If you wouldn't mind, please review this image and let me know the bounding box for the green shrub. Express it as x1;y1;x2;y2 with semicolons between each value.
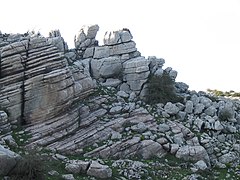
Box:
145;72;183;105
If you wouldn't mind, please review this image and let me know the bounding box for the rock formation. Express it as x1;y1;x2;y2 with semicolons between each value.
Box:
0;25;240;179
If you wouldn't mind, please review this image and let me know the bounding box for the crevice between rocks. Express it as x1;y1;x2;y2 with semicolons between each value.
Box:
20;39;30;125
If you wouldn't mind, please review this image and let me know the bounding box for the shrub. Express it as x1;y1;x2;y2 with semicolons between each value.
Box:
145;71;183;105
10;151;44;180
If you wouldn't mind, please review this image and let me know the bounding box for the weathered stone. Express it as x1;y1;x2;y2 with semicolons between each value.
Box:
85;24;99;39
214;121;223;131
87;161;112;179
200;96;212;108
138;140;165;159
218;152;237;164
164;102;179;115
0;145;20;175
194;103;205;114
83;47;94;58
131;122;147;133
62;174;75;180
65;160;90;174
109;41;137;55
104;29;133;45
194;160;208;170
191;94;200;106
170;144;180;154
91;56;122;78
185;101;194;114
93;46;110;59
176;145;210;165
204;106;217;117
158;123;170;133
109;106;122;114
111;131;122;140
117;91;129;98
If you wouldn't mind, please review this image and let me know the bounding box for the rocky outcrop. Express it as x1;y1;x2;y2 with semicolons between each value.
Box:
0;34;95;125
1;25;240;179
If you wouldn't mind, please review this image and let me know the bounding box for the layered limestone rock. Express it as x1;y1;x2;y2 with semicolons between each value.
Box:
0;34;95;125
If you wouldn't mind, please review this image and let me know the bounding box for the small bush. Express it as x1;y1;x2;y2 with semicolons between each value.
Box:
218;107;234;121
145;72;183;105
10;152;44;180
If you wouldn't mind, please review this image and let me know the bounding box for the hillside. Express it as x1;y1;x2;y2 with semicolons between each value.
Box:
0;25;240;180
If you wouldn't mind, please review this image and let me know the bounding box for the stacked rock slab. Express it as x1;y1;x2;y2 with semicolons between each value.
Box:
0;36;95;125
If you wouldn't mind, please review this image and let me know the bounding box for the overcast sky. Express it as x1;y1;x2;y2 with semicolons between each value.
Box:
1;0;240;92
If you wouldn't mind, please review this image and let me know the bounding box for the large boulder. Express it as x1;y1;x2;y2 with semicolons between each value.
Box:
176;145;210;166
91;56;122;79
0;145;20;175
87;161;112;179
123;56;150;92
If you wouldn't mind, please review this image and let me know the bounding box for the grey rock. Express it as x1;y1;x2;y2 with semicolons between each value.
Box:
85;24;99;39
169;69;178;80
62;174;75;180
173;133;184;145
194;118;205;131
83;47;94;58
170;144;180;154
93;46;110;59
65;160;90;174
48;36;68;52
117;91;129;98
217;134;226;143
164;102;179;115
177;111;187;121
48;170;59;176
149;56;165;73
185;101;194;114
176;145;210;165
194;160;208;170
226;125;237;133
233;144;240;152
131;122;147;133
91;56;122;78
87;161;112;179
199;96;212;108
138;140;165;159
191;94;200;106
194;103;205;114
158;124;170;133
104;29;133;45
0;145;20;175
214;121;223;131
204;106;217;117
154;68;164;76
218;152;237;164
120;83;131;94
175;82;189;93
111;131;122;140
109;41;137;55
109;106;122;114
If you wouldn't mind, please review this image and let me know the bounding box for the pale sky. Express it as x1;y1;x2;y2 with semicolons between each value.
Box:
1;0;240;92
